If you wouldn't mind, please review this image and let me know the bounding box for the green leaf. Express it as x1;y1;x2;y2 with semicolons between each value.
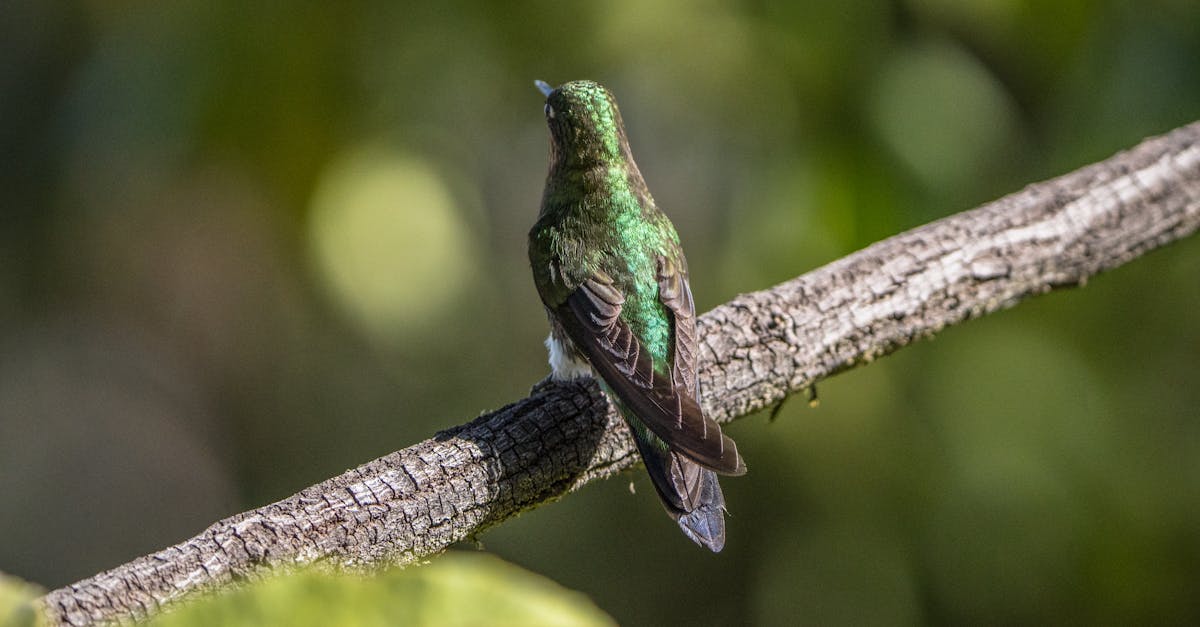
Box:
0;572;44;627
149;551;615;627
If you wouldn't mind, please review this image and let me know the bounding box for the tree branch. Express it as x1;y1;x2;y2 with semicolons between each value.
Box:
41;122;1200;625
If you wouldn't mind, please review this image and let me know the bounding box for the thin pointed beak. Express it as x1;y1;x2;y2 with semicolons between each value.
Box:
534;80;554;98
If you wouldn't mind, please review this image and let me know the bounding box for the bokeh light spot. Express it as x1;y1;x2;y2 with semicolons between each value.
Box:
308;147;476;344
868;39;1020;190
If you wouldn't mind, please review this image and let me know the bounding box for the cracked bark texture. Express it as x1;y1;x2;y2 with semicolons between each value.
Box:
40;121;1200;625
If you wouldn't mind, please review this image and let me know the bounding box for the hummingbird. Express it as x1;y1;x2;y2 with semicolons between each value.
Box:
528;79;746;552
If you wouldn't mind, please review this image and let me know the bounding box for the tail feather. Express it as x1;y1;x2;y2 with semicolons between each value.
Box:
675;472;726;552
634;431;728;552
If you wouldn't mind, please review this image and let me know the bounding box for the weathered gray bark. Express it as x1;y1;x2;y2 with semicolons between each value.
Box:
41;121;1200;625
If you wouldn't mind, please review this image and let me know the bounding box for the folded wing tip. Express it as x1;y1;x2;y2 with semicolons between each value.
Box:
686;436;747;476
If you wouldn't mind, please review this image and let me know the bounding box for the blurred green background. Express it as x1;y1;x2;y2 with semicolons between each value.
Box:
2;1;1199;625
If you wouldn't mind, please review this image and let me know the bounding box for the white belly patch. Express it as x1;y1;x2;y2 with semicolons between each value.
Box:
546;333;593;380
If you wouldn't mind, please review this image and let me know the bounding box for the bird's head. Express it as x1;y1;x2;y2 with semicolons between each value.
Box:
535;79;631;168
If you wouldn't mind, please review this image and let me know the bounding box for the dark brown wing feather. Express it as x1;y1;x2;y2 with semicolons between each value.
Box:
555;267;745;475
656;255;698;398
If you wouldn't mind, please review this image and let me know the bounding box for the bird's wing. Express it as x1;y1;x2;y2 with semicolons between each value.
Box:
655;255;698;399
555;266;745;475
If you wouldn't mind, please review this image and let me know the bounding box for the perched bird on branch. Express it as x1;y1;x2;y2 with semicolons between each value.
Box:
529;79;746;551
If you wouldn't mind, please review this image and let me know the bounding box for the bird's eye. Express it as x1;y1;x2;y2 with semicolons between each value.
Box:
544;103;555;119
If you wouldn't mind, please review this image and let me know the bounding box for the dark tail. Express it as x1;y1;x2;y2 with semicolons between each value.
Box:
633;434;728;552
